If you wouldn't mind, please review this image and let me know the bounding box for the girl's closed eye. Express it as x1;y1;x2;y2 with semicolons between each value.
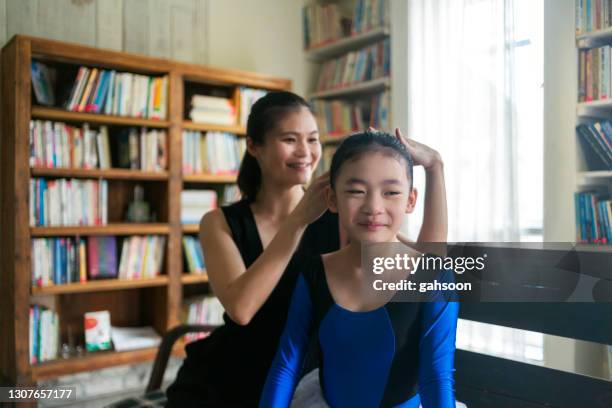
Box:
384;190;402;196
346;189;365;195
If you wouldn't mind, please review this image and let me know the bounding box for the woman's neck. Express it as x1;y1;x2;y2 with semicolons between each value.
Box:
252;182;304;220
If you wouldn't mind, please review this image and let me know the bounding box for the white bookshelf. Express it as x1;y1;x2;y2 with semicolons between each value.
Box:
305;26;390;61
304;0;403;148
309;77;390;99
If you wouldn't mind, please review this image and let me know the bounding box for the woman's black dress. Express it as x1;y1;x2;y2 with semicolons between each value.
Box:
165;199;339;407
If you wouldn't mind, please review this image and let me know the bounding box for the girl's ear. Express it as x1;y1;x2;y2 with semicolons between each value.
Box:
324;185;338;213
406;187;418;214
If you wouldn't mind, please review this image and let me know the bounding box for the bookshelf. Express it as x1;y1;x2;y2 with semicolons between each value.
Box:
303;0;392;175
0;35;290;387
574;2;612;249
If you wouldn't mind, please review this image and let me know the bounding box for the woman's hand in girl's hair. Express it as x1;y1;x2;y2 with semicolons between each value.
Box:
292;171;330;226
369;127;443;171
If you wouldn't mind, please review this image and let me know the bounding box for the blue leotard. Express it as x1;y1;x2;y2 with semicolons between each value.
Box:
260;255;459;408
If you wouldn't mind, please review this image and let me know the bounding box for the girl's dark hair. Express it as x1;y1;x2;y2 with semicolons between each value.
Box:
330;130;414;190
237;91;313;201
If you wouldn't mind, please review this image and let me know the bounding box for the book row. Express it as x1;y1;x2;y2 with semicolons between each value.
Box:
576;122;612;170
29;305;59;364
316;38;390;91
182;131;246;175
31;235;167;287
575;0;612;34
29;121;168;172
29;178;108;227
302;3;349;49
181;296;224;343
64;66;168;119
183;235;206;275
313;91;390;136
578;46;612;103
575;192;612;243
302;0;389;49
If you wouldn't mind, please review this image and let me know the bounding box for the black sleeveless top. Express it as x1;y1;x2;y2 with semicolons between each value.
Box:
166;199;339;407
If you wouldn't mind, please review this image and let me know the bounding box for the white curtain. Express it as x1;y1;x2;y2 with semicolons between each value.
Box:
405;0;544;362
407;0;520;242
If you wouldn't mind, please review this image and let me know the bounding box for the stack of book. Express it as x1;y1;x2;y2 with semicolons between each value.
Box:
117;235;166;280
302;3;349;48
189;94;236;125
312;99;366;135
181;296;225;343
64;66;168;119
238;87;268;127
31;237;87;287
181;190;217;224
183;235;205;274
578;46;612;103
575;0;612;35
575;191;612;243
29;178;108;227
29;305;59;363
315;38;390;91
576;122;612;170
182;131;245;175
29;121;111;169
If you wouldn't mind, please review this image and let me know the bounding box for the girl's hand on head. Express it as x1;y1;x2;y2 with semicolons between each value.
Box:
292;171;330;226
369;126;443;171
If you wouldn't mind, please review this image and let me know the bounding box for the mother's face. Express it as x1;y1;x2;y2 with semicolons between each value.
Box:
248;107;321;187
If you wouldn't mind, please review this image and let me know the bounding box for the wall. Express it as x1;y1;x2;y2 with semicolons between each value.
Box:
0;0;305;92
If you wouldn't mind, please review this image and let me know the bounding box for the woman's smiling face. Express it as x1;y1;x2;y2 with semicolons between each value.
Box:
249;106;321;188
327;150;417;243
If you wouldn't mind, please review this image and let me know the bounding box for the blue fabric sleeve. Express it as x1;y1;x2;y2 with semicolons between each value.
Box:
260;274;314;408
418;269;459;408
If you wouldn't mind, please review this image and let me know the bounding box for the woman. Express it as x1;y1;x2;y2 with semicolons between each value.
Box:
166;92;447;407
260;131;458;407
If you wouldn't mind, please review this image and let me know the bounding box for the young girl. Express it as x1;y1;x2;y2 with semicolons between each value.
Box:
260;131;459;408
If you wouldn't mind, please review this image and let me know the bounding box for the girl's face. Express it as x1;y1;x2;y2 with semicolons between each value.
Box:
248;107;321;187
327;151;417;243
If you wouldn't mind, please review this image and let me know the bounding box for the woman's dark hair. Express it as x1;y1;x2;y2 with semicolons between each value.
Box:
237;91;313;201
330;130;414;190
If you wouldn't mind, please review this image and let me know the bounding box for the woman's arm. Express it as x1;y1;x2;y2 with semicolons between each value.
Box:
200;173;329;326
260;275;314;407
418;270;459;407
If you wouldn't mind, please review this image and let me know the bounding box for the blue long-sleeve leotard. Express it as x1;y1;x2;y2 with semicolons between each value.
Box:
260;255;459;408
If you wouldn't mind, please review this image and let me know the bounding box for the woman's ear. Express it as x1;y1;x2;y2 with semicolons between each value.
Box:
324;185;338;213
406;187;418;214
246;137;258;158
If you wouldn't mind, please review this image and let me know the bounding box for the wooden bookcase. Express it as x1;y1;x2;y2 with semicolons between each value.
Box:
0;35;290;386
